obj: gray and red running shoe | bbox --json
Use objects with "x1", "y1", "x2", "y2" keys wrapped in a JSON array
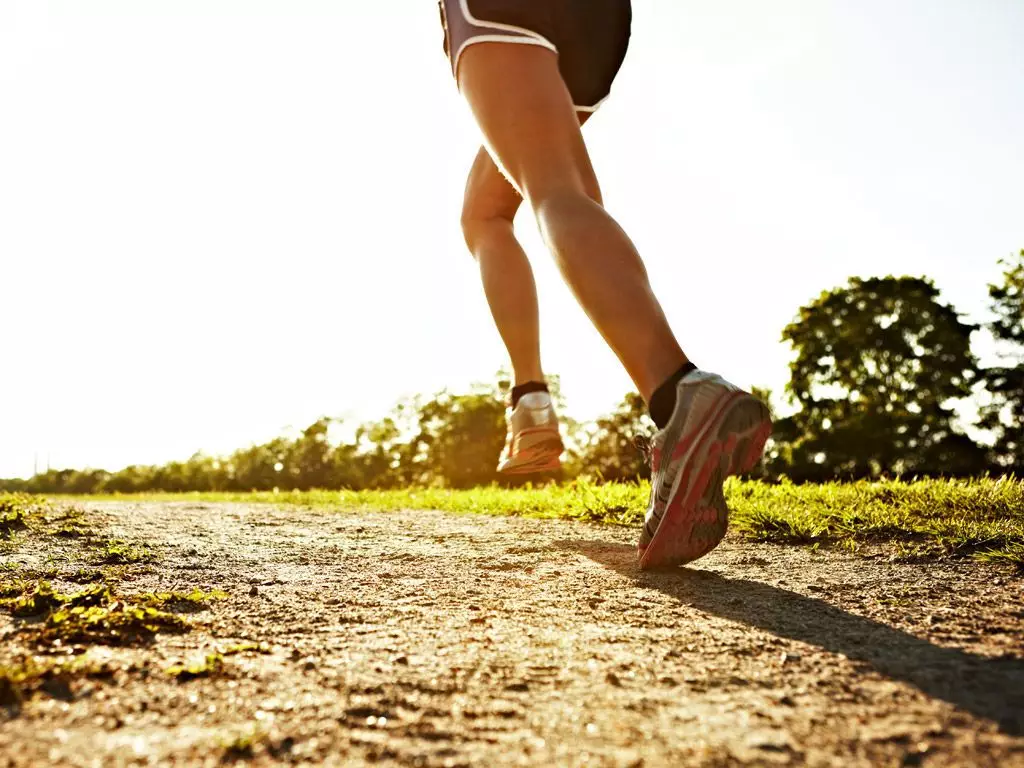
[
  {"x1": 638, "y1": 370, "x2": 771, "y2": 569},
  {"x1": 497, "y1": 392, "x2": 564, "y2": 475}
]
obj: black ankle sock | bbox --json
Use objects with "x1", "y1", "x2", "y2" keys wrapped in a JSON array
[
  {"x1": 649, "y1": 362, "x2": 698, "y2": 430},
  {"x1": 511, "y1": 381, "x2": 549, "y2": 409}
]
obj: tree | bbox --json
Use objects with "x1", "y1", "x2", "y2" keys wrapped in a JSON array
[
  {"x1": 980, "y1": 250, "x2": 1024, "y2": 470},
  {"x1": 776, "y1": 276, "x2": 984, "y2": 479},
  {"x1": 573, "y1": 393, "x2": 654, "y2": 482},
  {"x1": 408, "y1": 384, "x2": 507, "y2": 488},
  {"x1": 285, "y1": 419, "x2": 334, "y2": 490}
]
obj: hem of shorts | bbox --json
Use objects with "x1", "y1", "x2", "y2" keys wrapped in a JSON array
[
  {"x1": 574, "y1": 93, "x2": 611, "y2": 113},
  {"x1": 453, "y1": 35, "x2": 559, "y2": 84}
]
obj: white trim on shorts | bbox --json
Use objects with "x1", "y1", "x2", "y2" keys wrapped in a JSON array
[
  {"x1": 451, "y1": 0, "x2": 607, "y2": 113},
  {"x1": 454, "y1": 36, "x2": 558, "y2": 83},
  {"x1": 459, "y1": 0, "x2": 557, "y2": 45}
]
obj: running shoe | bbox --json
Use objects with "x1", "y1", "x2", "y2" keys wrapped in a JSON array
[
  {"x1": 497, "y1": 391, "x2": 564, "y2": 475},
  {"x1": 638, "y1": 370, "x2": 772, "y2": 569}
]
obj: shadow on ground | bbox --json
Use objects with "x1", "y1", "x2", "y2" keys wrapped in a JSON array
[{"x1": 560, "y1": 538, "x2": 1024, "y2": 735}]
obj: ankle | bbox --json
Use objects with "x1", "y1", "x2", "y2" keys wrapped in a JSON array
[{"x1": 511, "y1": 381, "x2": 549, "y2": 409}]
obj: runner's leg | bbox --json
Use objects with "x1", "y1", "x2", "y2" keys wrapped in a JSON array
[
  {"x1": 461, "y1": 146, "x2": 541, "y2": 385},
  {"x1": 457, "y1": 43, "x2": 687, "y2": 401},
  {"x1": 461, "y1": 111, "x2": 593, "y2": 387}
]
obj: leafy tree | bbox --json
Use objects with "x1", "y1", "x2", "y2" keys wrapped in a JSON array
[
  {"x1": 226, "y1": 437, "x2": 291, "y2": 491},
  {"x1": 284, "y1": 419, "x2": 334, "y2": 490},
  {"x1": 776, "y1": 276, "x2": 984, "y2": 479},
  {"x1": 407, "y1": 384, "x2": 507, "y2": 488},
  {"x1": 980, "y1": 250, "x2": 1024, "y2": 470},
  {"x1": 573, "y1": 393, "x2": 654, "y2": 482}
]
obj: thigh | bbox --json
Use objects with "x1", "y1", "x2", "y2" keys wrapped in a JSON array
[{"x1": 457, "y1": 43, "x2": 601, "y2": 207}]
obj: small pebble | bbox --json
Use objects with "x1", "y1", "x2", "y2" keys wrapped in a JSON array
[{"x1": 249, "y1": 585, "x2": 259, "y2": 597}]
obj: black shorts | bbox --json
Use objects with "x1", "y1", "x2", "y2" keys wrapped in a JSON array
[{"x1": 438, "y1": 0, "x2": 632, "y2": 112}]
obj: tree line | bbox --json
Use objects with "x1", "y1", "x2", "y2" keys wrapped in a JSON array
[{"x1": 3, "y1": 252, "x2": 1020, "y2": 493}]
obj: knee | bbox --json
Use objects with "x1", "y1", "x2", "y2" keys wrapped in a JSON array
[
  {"x1": 461, "y1": 204, "x2": 514, "y2": 257},
  {"x1": 526, "y1": 173, "x2": 603, "y2": 219},
  {"x1": 529, "y1": 183, "x2": 603, "y2": 226}
]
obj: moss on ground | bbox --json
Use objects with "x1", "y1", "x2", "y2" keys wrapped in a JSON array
[
  {"x1": 167, "y1": 653, "x2": 225, "y2": 682},
  {"x1": 1, "y1": 581, "x2": 192, "y2": 648},
  {"x1": 0, "y1": 656, "x2": 118, "y2": 706}
]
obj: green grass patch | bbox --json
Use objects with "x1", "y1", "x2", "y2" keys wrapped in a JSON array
[
  {"x1": 220, "y1": 727, "x2": 268, "y2": 762},
  {"x1": 0, "y1": 655, "x2": 116, "y2": 706},
  {"x1": 59, "y1": 476, "x2": 1024, "y2": 565},
  {"x1": 93, "y1": 539, "x2": 156, "y2": 565},
  {"x1": 0, "y1": 581, "x2": 191, "y2": 648},
  {"x1": 166, "y1": 652, "x2": 224, "y2": 682},
  {"x1": 138, "y1": 588, "x2": 229, "y2": 612},
  {"x1": 221, "y1": 641, "x2": 271, "y2": 656}
]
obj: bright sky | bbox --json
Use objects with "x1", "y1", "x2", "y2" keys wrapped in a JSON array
[{"x1": 1, "y1": 0, "x2": 1022, "y2": 479}]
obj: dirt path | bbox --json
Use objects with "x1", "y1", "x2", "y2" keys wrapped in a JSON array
[{"x1": 2, "y1": 501, "x2": 1023, "y2": 767}]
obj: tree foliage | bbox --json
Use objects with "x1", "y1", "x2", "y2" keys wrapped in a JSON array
[
  {"x1": 774, "y1": 276, "x2": 984, "y2": 479},
  {"x1": 5, "y1": 257, "x2": 1023, "y2": 493},
  {"x1": 980, "y1": 250, "x2": 1024, "y2": 469},
  {"x1": 572, "y1": 393, "x2": 654, "y2": 482}
]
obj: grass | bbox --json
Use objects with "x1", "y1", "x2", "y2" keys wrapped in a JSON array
[
  {"x1": 66, "y1": 476, "x2": 1024, "y2": 566},
  {"x1": 0, "y1": 655, "x2": 116, "y2": 706},
  {"x1": 167, "y1": 652, "x2": 224, "y2": 681},
  {"x1": 0, "y1": 581, "x2": 192, "y2": 648},
  {"x1": 139, "y1": 588, "x2": 229, "y2": 612},
  {"x1": 93, "y1": 539, "x2": 156, "y2": 565}
]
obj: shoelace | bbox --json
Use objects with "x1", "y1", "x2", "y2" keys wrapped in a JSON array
[{"x1": 633, "y1": 435, "x2": 654, "y2": 469}]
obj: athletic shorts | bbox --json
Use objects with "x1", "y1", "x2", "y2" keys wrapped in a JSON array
[{"x1": 438, "y1": 0, "x2": 632, "y2": 112}]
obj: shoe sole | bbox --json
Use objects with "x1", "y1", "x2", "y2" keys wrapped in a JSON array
[
  {"x1": 498, "y1": 428, "x2": 564, "y2": 476},
  {"x1": 639, "y1": 393, "x2": 771, "y2": 570}
]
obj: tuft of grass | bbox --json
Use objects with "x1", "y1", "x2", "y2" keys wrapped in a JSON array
[
  {"x1": 1, "y1": 581, "x2": 191, "y2": 647},
  {"x1": 0, "y1": 656, "x2": 116, "y2": 706},
  {"x1": 167, "y1": 653, "x2": 224, "y2": 682},
  {"x1": 3, "y1": 581, "x2": 66, "y2": 617},
  {"x1": 48, "y1": 506, "x2": 93, "y2": 539},
  {"x1": 220, "y1": 727, "x2": 267, "y2": 762},
  {"x1": 0, "y1": 578, "x2": 30, "y2": 599},
  {"x1": 138, "y1": 588, "x2": 229, "y2": 612},
  {"x1": 66, "y1": 568, "x2": 104, "y2": 584},
  {"x1": 0, "y1": 494, "x2": 52, "y2": 537},
  {"x1": 221, "y1": 641, "x2": 271, "y2": 656},
  {"x1": 94, "y1": 539, "x2": 156, "y2": 565},
  {"x1": 975, "y1": 541, "x2": 1024, "y2": 570},
  {"x1": 0, "y1": 506, "x2": 28, "y2": 539},
  {"x1": 726, "y1": 477, "x2": 1024, "y2": 564}
]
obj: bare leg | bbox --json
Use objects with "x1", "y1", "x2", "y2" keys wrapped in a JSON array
[
  {"x1": 461, "y1": 147, "x2": 542, "y2": 385},
  {"x1": 457, "y1": 43, "x2": 687, "y2": 401}
]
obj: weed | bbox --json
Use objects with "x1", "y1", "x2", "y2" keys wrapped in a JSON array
[
  {"x1": 0, "y1": 655, "x2": 116, "y2": 706},
  {"x1": 221, "y1": 727, "x2": 267, "y2": 762},
  {"x1": 0, "y1": 579, "x2": 29, "y2": 599},
  {"x1": 94, "y1": 540, "x2": 156, "y2": 565},
  {"x1": 40, "y1": 603, "x2": 190, "y2": 647},
  {"x1": 67, "y1": 568, "x2": 104, "y2": 584},
  {"x1": 976, "y1": 542, "x2": 1024, "y2": 570},
  {"x1": 138, "y1": 588, "x2": 229, "y2": 612},
  {"x1": 167, "y1": 653, "x2": 224, "y2": 681},
  {"x1": 101, "y1": 565, "x2": 130, "y2": 583},
  {"x1": 1, "y1": 581, "x2": 191, "y2": 647},
  {"x1": 222, "y1": 642, "x2": 271, "y2": 656},
  {"x1": 0, "y1": 507, "x2": 27, "y2": 539},
  {"x1": 2, "y1": 581, "x2": 65, "y2": 617}
]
